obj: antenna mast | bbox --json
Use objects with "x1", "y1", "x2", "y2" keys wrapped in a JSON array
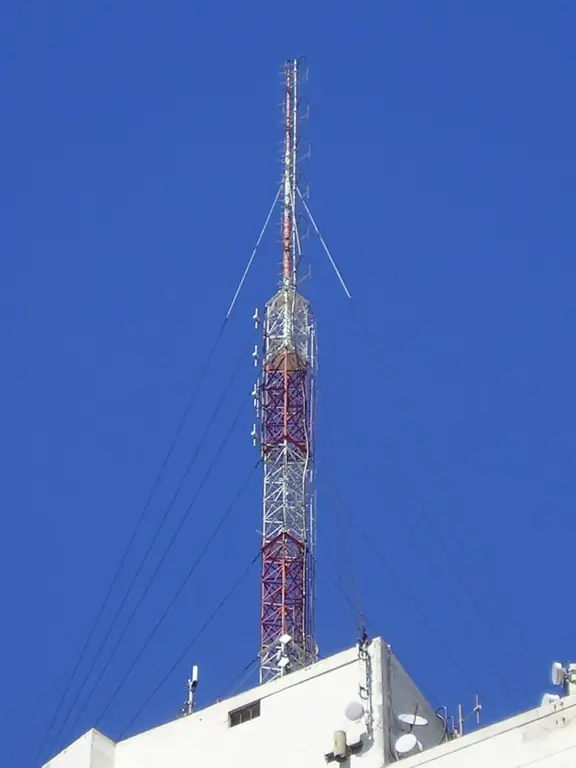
[
  {"x1": 258, "y1": 58, "x2": 317, "y2": 682},
  {"x1": 282, "y1": 58, "x2": 298, "y2": 289}
]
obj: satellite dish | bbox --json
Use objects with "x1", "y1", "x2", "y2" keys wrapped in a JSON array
[
  {"x1": 398, "y1": 713, "x2": 428, "y2": 727},
  {"x1": 345, "y1": 701, "x2": 365, "y2": 721},
  {"x1": 541, "y1": 693, "x2": 561, "y2": 707},
  {"x1": 551, "y1": 662, "x2": 566, "y2": 687},
  {"x1": 394, "y1": 733, "x2": 421, "y2": 755}
]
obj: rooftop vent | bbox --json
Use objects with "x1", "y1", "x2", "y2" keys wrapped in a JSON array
[{"x1": 229, "y1": 700, "x2": 261, "y2": 727}]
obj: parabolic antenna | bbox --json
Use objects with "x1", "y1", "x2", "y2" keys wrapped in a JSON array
[
  {"x1": 398, "y1": 713, "x2": 428, "y2": 727},
  {"x1": 344, "y1": 701, "x2": 365, "y2": 721},
  {"x1": 551, "y1": 662, "x2": 565, "y2": 687},
  {"x1": 394, "y1": 733, "x2": 421, "y2": 755}
]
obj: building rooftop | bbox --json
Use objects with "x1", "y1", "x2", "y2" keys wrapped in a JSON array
[{"x1": 43, "y1": 638, "x2": 576, "y2": 768}]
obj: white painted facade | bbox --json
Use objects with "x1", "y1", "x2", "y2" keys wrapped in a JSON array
[
  {"x1": 43, "y1": 729, "x2": 115, "y2": 768},
  {"x1": 399, "y1": 695, "x2": 576, "y2": 768},
  {"x1": 43, "y1": 638, "x2": 576, "y2": 768}
]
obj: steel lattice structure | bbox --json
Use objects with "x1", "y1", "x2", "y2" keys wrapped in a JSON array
[{"x1": 257, "y1": 59, "x2": 317, "y2": 683}]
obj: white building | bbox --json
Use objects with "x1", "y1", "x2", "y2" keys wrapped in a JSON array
[{"x1": 43, "y1": 637, "x2": 576, "y2": 768}]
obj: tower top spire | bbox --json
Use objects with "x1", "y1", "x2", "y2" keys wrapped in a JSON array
[{"x1": 281, "y1": 58, "x2": 299, "y2": 289}]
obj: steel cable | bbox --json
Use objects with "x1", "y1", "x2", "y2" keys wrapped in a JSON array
[
  {"x1": 45, "y1": 339, "x2": 250, "y2": 759},
  {"x1": 93, "y1": 460, "x2": 261, "y2": 728},
  {"x1": 53, "y1": 341, "x2": 293, "y2": 753},
  {"x1": 57, "y1": 381, "x2": 250, "y2": 749},
  {"x1": 118, "y1": 552, "x2": 260, "y2": 739},
  {"x1": 36, "y1": 180, "x2": 283, "y2": 764},
  {"x1": 34, "y1": 320, "x2": 228, "y2": 765},
  {"x1": 77, "y1": 346, "x2": 296, "y2": 737}
]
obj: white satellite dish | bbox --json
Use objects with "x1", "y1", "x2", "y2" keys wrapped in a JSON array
[
  {"x1": 551, "y1": 662, "x2": 566, "y2": 687},
  {"x1": 541, "y1": 693, "x2": 561, "y2": 707},
  {"x1": 394, "y1": 733, "x2": 421, "y2": 755},
  {"x1": 399, "y1": 713, "x2": 428, "y2": 727},
  {"x1": 344, "y1": 701, "x2": 365, "y2": 721}
]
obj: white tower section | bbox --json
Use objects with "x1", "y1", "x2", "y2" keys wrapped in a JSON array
[{"x1": 258, "y1": 58, "x2": 317, "y2": 683}]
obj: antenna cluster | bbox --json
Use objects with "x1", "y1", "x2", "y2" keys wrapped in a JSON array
[
  {"x1": 542, "y1": 660, "x2": 576, "y2": 703},
  {"x1": 391, "y1": 696, "x2": 482, "y2": 760}
]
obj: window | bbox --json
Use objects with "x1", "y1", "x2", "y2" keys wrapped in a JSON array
[{"x1": 229, "y1": 700, "x2": 261, "y2": 727}]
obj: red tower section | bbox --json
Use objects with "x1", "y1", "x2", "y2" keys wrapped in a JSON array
[{"x1": 258, "y1": 59, "x2": 317, "y2": 682}]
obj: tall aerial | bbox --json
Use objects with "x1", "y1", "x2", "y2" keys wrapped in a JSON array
[
  {"x1": 39, "y1": 45, "x2": 565, "y2": 768},
  {"x1": 257, "y1": 58, "x2": 317, "y2": 683}
]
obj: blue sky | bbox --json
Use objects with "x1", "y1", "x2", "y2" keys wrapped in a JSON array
[{"x1": 1, "y1": 2, "x2": 575, "y2": 765}]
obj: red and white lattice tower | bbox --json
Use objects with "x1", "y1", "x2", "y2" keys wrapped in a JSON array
[{"x1": 257, "y1": 58, "x2": 317, "y2": 683}]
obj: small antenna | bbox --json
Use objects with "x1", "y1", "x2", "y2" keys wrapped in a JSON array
[
  {"x1": 551, "y1": 661, "x2": 576, "y2": 695},
  {"x1": 456, "y1": 694, "x2": 482, "y2": 737},
  {"x1": 180, "y1": 664, "x2": 199, "y2": 717}
]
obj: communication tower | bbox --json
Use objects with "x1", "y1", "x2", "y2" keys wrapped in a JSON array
[{"x1": 256, "y1": 59, "x2": 317, "y2": 683}]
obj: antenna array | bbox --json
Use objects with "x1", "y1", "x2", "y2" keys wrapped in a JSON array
[{"x1": 256, "y1": 59, "x2": 317, "y2": 682}]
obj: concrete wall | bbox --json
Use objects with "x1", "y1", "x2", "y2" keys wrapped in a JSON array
[
  {"x1": 112, "y1": 638, "x2": 446, "y2": 768},
  {"x1": 397, "y1": 694, "x2": 576, "y2": 768},
  {"x1": 44, "y1": 730, "x2": 115, "y2": 768},
  {"x1": 44, "y1": 685, "x2": 576, "y2": 768},
  {"x1": 54, "y1": 638, "x2": 569, "y2": 768},
  {"x1": 91, "y1": 730, "x2": 116, "y2": 768},
  {"x1": 386, "y1": 649, "x2": 446, "y2": 758},
  {"x1": 44, "y1": 732, "x2": 92, "y2": 768},
  {"x1": 116, "y1": 643, "x2": 385, "y2": 768}
]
